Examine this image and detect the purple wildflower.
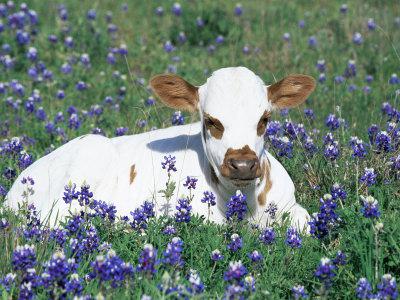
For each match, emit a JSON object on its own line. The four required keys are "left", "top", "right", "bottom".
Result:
{"left": 163, "top": 237, "right": 184, "bottom": 268}
{"left": 227, "top": 233, "right": 243, "bottom": 252}
{"left": 211, "top": 249, "right": 224, "bottom": 262}
{"left": 259, "top": 227, "right": 276, "bottom": 245}
{"left": 360, "top": 195, "right": 380, "bottom": 218}
{"left": 286, "top": 227, "right": 302, "bottom": 248}
{"left": 137, "top": 244, "right": 158, "bottom": 276}
{"left": 360, "top": 168, "right": 377, "bottom": 187}
{"left": 175, "top": 198, "right": 192, "bottom": 223}
{"left": 226, "top": 190, "right": 247, "bottom": 221}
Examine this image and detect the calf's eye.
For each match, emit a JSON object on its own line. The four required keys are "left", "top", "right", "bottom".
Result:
{"left": 203, "top": 113, "right": 224, "bottom": 140}
{"left": 257, "top": 111, "right": 271, "bottom": 136}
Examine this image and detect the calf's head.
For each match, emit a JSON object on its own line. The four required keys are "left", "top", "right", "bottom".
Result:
{"left": 151, "top": 67, "right": 315, "bottom": 187}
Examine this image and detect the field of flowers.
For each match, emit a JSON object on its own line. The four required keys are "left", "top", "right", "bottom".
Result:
{"left": 0, "top": 0, "right": 399, "bottom": 299}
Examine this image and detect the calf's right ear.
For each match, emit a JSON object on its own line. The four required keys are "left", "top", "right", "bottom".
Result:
{"left": 150, "top": 74, "right": 199, "bottom": 112}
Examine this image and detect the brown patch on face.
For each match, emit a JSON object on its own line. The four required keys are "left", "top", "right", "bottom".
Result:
{"left": 257, "top": 110, "right": 271, "bottom": 136}
{"left": 257, "top": 159, "right": 272, "bottom": 206}
{"left": 150, "top": 74, "right": 199, "bottom": 112}
{"left": 203, "top": 113, "right": 224, "bottom": 140}
{"left": 209, "top": 163, "right": 219, "bottom": 185}
{"left": 268, "top": 74, "right": 316, "bottom": 109}
{"left": 129, "top": 164, "right": 137, "bottom": 185}
{"left": 221, "top": 145, "right": 262, "bottom": 179}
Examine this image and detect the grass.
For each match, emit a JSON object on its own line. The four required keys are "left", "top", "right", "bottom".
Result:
{"left": 0, "top": 0, "right": 399, "bottom": 299}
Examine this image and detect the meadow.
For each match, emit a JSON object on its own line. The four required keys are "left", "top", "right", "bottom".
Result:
{"left": 0, "top": 0, "right": 399, "bottom": 299}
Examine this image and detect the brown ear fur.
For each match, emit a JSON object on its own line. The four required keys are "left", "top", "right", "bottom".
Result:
{"left": 268, "top": 74, "right": 316, "bottom": 109}
{"left": 150, "top": 74, "right": 199, "bottom": 112}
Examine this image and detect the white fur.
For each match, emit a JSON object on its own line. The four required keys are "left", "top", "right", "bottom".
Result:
{"left": 6, "top": 67, "right": 310, "bottom": 230}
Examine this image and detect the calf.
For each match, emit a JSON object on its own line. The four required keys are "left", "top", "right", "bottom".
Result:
{"left": 6, "top": 67, "right": 315, "bottom": 230}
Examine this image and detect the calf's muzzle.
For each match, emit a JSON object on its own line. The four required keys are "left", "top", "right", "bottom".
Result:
{"left": 221, "top": 145, "right": 262, "bottom": 181}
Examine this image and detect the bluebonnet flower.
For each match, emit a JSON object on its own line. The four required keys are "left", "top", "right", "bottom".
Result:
{"left": 226, "top": 190, "right": 247, "bottom": 221}
{"left": 234, "top": 3, "right": 243, "bottom": 16}
{"left": 244, "top": 275, "right": 256, "bottom": 292}
{"left": 325, "top": 114, "right": 340, "bottom": 130}
{"left": 41, "top": 251, "right": 77, "bottom": 291}
{"left": 353, "top": 32, "right": 363, "bottom": 44}
{"left": 375, "top": 131, "right": 391, "bottom": 152}
{"left": 201, "top": 191, "right": 216, "bottom": 206}
{"left": 316, "top": 59, "right": 326, "bottom": 72}
{"left": 265, "top": 202, "right": 278, "bottom": 219}
{"left": 163, "top": 40, "right": 175, "bottom": 53}
{"left": 19, "top": 281, "right": 35, "bottom": 299}
{"left": 309, "top": 194, "right": 339, "bottom": 239}
{"left": 171, "top": 110, "right": 184, "bottom": 125}
{"left": 356, "top": 278, "right": 373, "bottom": 299}
{"left": 248, "top": 250, "right": 263, "bottom": 263}
{"left": 286, "top": 227, "right": 302, "bottom": 248}
{"left": 60, "top": 62, "right": 72, "bottom": 74}
{"left": 161, "top": 155, "right": 177, "bottom": 173}
{"left": 304, "top": 108, "right": 315, "bottom": 120}
{"left": 26, "top": 47, "right": 38, "bottom": 61}
{"left": 292, "top": 285, "right": 308, "bottom": 299}
{"left": 227, "top": 233, "right": 243, "bottom": 252}
{"left": 188, "top": 269, "right": 205, "bottom": 294}
{"left": 270, "top": 135, "right": 293, "bottom": 158}
{"left": 64, "top": 36, "right": 74, "bottom": 48}
{"left": 49, "top": 228, "right": 68, "bottom": 247}
{"left": 350, "top": 136, "right": 368, "bottom": 158}
{"left": 266, "top": 121, "right": 281, "bottom": 135}
{"left": 280, "top": 108, "right": 289, "bottom": 116}
{"left": 368, "top": 124, "right": 379, "bottom": 143}
{"left": 68, "top": 113, "right": 80, "bottom": 130}
{"left": 87, "top": 9, "right": 96, "bottom": 20}
{"left": 163, "top": 225, "right": 176, "bottom": 235}
{"left": 23, "top": 203, "right": 42, "bottom": 241}
{"left": 259, "top": 227, "right": 276, "bottom": 245}
{"left": 360, "top": 168, "right": 377, "bottom": 187}
{"left": 389, "top": 73, "right": 400, "bottom": 84}
{"left": 389, "top": 154, "right": 400, "bottom": 179}
{"left": 196, "top": 16, "right": 205, "bottom": 27}
{"left": 145, "top": 97, "right": 155, "bottom": 106}
{"left": 334, "top": 75, "right": 345, "bottom": 84}
{"left": 115, "top": 126, "right": 128, "bottom": 136}
{"left": 90, "top": 250, "right": 134, "bottom": 288}
{"left": 130, "top": 201, "right": 155, "bottom": 230}
{"left": 78, "top": 184, "right": 93, "bottom": 206}
{"left": 35, "top": 107, "right": 47, "bottom": 121}
{"left": 298, "top": 20, "right": 305, "bottom": 28}
{"left": 155, "top": 6, "right": 164, "bottom": 16}
{"left": 175, "top": 198, "right": 192, "bottom": 223}
{"left": 12, "top": 244, "right": 36, "bottom": 271}
{"left": 137, "top": 244, "right": 158, "bottom": 276}
{"left": 224, "top": 261, "right": 247, "bottom": 282}
{"left": 330, "top": 183, "right": 347, "bottom": 201}
{"left": 211, "top": 249, "right": 224, "bottom": 261}
{"left": 63, "top": 183, "right": 79, "bottom": 204}
{"left": 282, "top": 33, "right": 291, "bottom": 42}
{"left": 315, "top": 257, "right": 336, "bottom": 287}
{"left": 324, "top": 141, "right": 340, "bottom": 160}
{"left": 333, "top": 250, "right": 347, "bottom": 266}
{"left": 75, "top": 81, "right": 87, "bottom": 91}
{"left": 171, "top": 3, "right": 182, "bottom": 16}
{"left": 304, "top": 136, "right": 318, "bottom": 156}
{"left": 19, "top": 151, "right": 33, "bottom": 169}
{"left": 183, "top": 176, "right": 197, "bottom": 190}
{"left": 308, "top": 36, "right": 317, "bottom": 47}
{"left": 0, "top": 218, "right": 10, "bottom": 230}
{"left": 340, "top": 4, "right": 348, "bottom": 13}
{"left": 65, "top": 214, "right": 85, "bottom": 235}
{"left": 65, "top": 273, "right": 83, "bottom": 295}
{"left": 90, "top": 200, "right": 117, "bottom": 222}
{"left": 215, "top": 35, "right": 225, "bottom": 44}
{"left": 163, "top": 237, "right": 184, "bottom": 268}
{"left": 3, "top": 166, "right": 16, "bottom": 180}
{"left": 367, "top": 18, "right": 376, "bottom": 30}
{"left": 377, "top": 274, "right": 398, "bottom": 299}
{"left": 360, "top": 195, "right": 380, "bottom": 218}
{"left": 344, "top": 60, "right": 357, "bottom": 78}
{"left": 0, "top": 273, "right": 16, "bottom": 292}
{"left": 136, "top": 119, "right": 147, "bottom": 128}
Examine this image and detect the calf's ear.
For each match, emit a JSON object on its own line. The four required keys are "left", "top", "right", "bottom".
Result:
{"left": 267, "top": 74, "right": 316, "bottom": 109}
{"left": 150, "top": 74, "right": 199, "bottom": 112}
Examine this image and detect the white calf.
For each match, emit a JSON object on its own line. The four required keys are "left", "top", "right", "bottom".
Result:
{"left": 6, "top": 67, "right": 315, "bottom": 229}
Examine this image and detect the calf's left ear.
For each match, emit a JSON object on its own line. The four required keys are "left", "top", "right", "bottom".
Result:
{"left": 150, "top": 74, "right": 199, "bottom": 113}
{"left": 267, "top": 74, "right": 316, "bottom": 109}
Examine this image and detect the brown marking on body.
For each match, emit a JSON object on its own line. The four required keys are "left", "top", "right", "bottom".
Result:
{"left": 257, "top": 159, "right": 272, "bottom": 206}
{"left": 150, "top": 74, "right": 199, "bottom": 112}
{"left": 268, "top": 74, "right": 316, "bottom": 109}
{"left": 220, "top": 145, "right": 261, "bottom": 178}
{"left": 130, "top": 164, "right": 137, "bottom": 185}
{"left": 203, "top": 113, "right": 224, "bottom": 140}
{"left": 257, "top": 110, "right": 271, "bottom": 136}
{"left": 210, "top": 164, "right": 219, "bottom": 185}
